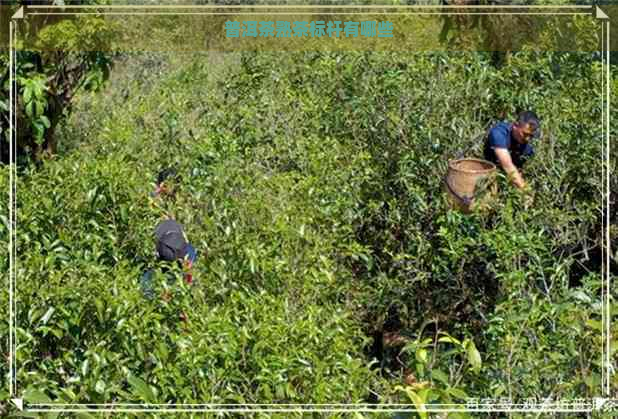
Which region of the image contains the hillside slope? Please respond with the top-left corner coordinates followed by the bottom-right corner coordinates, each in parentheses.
top-left (1, 50), bottom-right (616, 413)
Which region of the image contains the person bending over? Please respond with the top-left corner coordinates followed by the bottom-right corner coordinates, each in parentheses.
top-left (483, 111), bottom-right (540, 190)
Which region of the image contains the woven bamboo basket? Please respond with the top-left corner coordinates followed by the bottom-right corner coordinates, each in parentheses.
top-left (445, 158), bottom-right (497, 213)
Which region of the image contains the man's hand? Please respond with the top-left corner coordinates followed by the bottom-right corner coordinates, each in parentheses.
top-left (512, 180), bottom-right (534, 209)
top-left (494, 148), bottom-right (526, 189)
top-left (522, 188), bottom-right (534, 210)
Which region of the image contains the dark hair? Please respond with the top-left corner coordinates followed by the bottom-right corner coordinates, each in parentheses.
top-left (157, 167), bottom-right (178, 185)
top-left (516, 111), bottom-right (540, 139)
top-left (516, 111), bottom-right (540, 130)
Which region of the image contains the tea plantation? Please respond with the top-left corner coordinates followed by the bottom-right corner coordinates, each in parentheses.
top-left (1, 47), bottom-right (617, 417)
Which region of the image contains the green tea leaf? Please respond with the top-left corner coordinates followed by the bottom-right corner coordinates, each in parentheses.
top-left (81, 359), bottom-right (89, 377)
top-left (403, 388), bottom-right (427, 419)
top-left (465, 339), bottom-right (482, 373)
top-left (448, 387), bottom-right (468, 400)
top-left (95, 380), bottom-right (105, 394)
top-left (438, 335), bottom-right (461, 345)
top-left (431, 369), bottom-right (449, 385)
top-left (24, 86), bottom-right (32, 103)
top-left (23, 389), bottom-right (52, 404)
top-left (128, 374), bottom-right (155, 402)
top-left (40, 115), bottom-right (51, 129)
top-left (415, 348), bottom-right (428, 364)
top-left (40, 307), bottom-right (55, 325)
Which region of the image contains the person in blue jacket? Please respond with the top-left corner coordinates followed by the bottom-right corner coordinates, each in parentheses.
top-left (140, 219), bottom-right (198, 299)
top-left (151, 167), bottom-right (179, 198)
top-left (483, 111), bottom-right (540, 190)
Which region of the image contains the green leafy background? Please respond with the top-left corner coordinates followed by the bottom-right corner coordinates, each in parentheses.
top-left (0, 4), bottom-right (617, 419)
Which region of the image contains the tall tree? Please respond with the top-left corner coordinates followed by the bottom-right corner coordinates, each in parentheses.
top-left (0, 0), bottom-right (115, 163)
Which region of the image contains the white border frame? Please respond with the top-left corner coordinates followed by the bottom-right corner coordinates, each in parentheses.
top-left (7, 2), bottom-right (612, 415)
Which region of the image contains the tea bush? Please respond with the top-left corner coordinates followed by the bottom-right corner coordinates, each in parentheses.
top-left (0, 46), bottom-right (616, 418)
top-left (219, 50), bottom-right (615, 405)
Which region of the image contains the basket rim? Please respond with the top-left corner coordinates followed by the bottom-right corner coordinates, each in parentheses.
top-left (448, 158), bottom-right (496, 175)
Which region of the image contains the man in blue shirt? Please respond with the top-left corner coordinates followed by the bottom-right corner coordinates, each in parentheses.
top-left (483, 111), bottom-right (540, 189)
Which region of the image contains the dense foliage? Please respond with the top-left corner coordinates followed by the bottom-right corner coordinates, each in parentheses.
top-left (0, 3), bottom-right (617, 417)
top-left (206, 49), bottom-right (616, 405)
top-left (0, 0), bottom-right (114, 163)
top-left (0, 47), bottom-right (615, 418)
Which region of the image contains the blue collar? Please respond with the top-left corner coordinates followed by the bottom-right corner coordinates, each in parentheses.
top-left (185, 243), bottom-right (198, 264)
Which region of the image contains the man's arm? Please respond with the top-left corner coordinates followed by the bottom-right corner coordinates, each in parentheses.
top-left (494, 148), bottom-right (526, 189)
